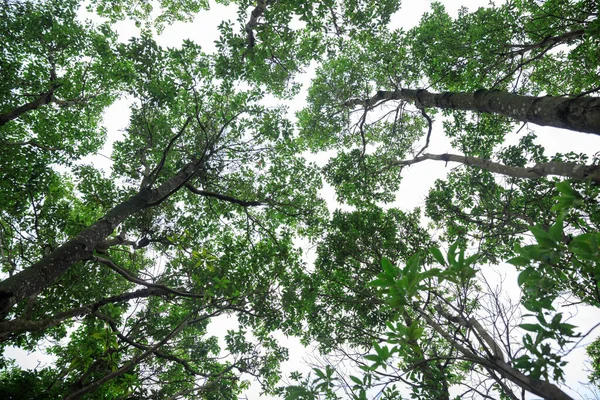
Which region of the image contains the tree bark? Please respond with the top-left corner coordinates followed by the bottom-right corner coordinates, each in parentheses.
top-left (345, 88), bottom-right (600, 135)
top-left (0, 91), bottom-right (54, 126)
top-left (393, 153), bottom-right (600, 184)
top-left (0, 158), bottom-right (204, 318)
top-left (246, 0), bottom-right (271, 48)
top-left (418, 309), bottom-right (574, 400)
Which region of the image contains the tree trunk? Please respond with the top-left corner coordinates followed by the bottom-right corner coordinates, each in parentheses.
top-left (0, 159), bottom-right (204, 318)
top-left (345, 88), bottom-right (600, 135)
top-left (393, 153), bottom-right (600, 184)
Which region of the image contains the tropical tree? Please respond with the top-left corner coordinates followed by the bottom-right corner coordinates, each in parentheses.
top-left (0, 1), bottom-right (329, 397)
top-left (1, 0), bottom-right (599, 398)
top-left (283, 0), bottom-right (600, 398)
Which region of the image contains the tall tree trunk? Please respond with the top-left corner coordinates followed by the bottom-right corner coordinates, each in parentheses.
top-left (0, 159), bottom-right (204, 318)
top-left (345, 88), bottom-right (600, 135)
top-left (392, 153), bottom-right (600, 184)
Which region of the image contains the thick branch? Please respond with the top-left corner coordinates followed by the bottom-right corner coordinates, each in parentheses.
top-left (345, 88), bottom-right (600, 135)
top-left (505, 29), bottom-right (585, 58)
top-left (185, 184), bottom-right (268, 207)
top-left (0, 91), bottom-right (54, 126)
top-left (417, 307), bottom-right (573, 400)
top-left (0, 288), bottom-right (159, 336)
top-left (392, 152), bottom-right (600, 184)
top-left (246, 0), bottom-right (270, 48)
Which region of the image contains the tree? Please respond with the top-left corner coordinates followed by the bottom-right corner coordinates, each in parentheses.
top-left (0, 2), bottom-right (328, 397)
top-left (285, 0), bottom-right (600, 398)
top-left (1, 0), bottom-right (599, 398)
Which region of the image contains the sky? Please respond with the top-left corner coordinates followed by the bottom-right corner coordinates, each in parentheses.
top-left (7, 0), bottom-right (600, 399)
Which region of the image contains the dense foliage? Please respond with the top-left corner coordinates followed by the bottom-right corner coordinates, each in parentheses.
top-left (0, 0), bottom-right (599, 399)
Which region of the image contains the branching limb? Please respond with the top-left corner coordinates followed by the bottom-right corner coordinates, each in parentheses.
top-left (93, 310), bottom-right (219, 377)
top-left (391, 152), bottom-right (600, 183)
top-left (93, 256), bottom-right (205, 299)
top-left (415, 108), bottom-right (433, 157)
top-left (64, 313), bottom-right (193, 400)
top-left (185, 184), bottom-right (268, 207)
top-left (143, 116), bottom-right (193, 188)
top-left (246, 0), bottom-right (274, 48)
top-left (0, 288), bottom-right (159, 336)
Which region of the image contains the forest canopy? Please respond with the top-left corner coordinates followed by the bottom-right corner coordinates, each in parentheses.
top-left (0, 0), bottom-right (599, 399)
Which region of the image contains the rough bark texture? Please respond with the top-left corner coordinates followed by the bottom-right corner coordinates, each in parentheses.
top-left (346, 88), bottom-right (600, 135)
top-left (246, 0), bottom-right (269, 48)
top-left (393, 153), bottom-right (600, 184)
top-left (0, 159), bottom-right (204, 318)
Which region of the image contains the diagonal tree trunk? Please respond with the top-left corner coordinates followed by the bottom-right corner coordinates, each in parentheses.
top-left (0, 158), bottom-right (204, 318)
top-left (392, 153), bottom-right (600, 184)
top-left (345, 88), bottom-right (600, 135)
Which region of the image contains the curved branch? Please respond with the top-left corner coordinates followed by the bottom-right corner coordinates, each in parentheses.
top-left (185, 184), bottom-right (268, 207)
top-left (94, 310), bottom-right (219, 378)
top-left (246, 0), bottom-right (273, 48)
top-left (93, 256), bottom-right (205, 299)
top-left (0, 91), bottom-right (54, 126)
top-left (392, 152), bottom-right (600, 184)
top-left (64, 314), bottom-right (192, 400)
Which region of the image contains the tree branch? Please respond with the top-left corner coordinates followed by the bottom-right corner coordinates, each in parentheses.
top-left (0, 288), bottom-right (159, 336)
top-left (344, 88), bottom-right (600, 135)
top-left (392, 152), bottom-right (600, 184)
top-left (246, 0), bottom-right (274, 48)
top-left (64, 314), bottom-right (192, 400)
top-left (0, 91), bottom-right (54, 126)
top-left (185, 184), bottom-right (268, 207)
top-left (93, 256), bottom-right (205, 299)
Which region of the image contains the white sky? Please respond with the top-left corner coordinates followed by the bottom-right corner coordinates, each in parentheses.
top-left (8, 1), bottom-right (600, 399)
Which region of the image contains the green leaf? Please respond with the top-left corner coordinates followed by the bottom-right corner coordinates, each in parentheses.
top-left (520, 323), bottom-right (541, 333)
top-left (350, 375), bottom-right (362, 386)
top-left (548, 214), bottom-right (565, 242)
top-left (529, 225), bottom-right (556, 247)
top-left (430, 247), bottom-right (446, 266)
top-left (518, 268), bottom-right (535, 286)
top-left (509, 256), bottom-right (531, 267)
top-left (381, 257), bottom-right (396, 276)
top-left (364, 354), bottom-right (381, 363)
